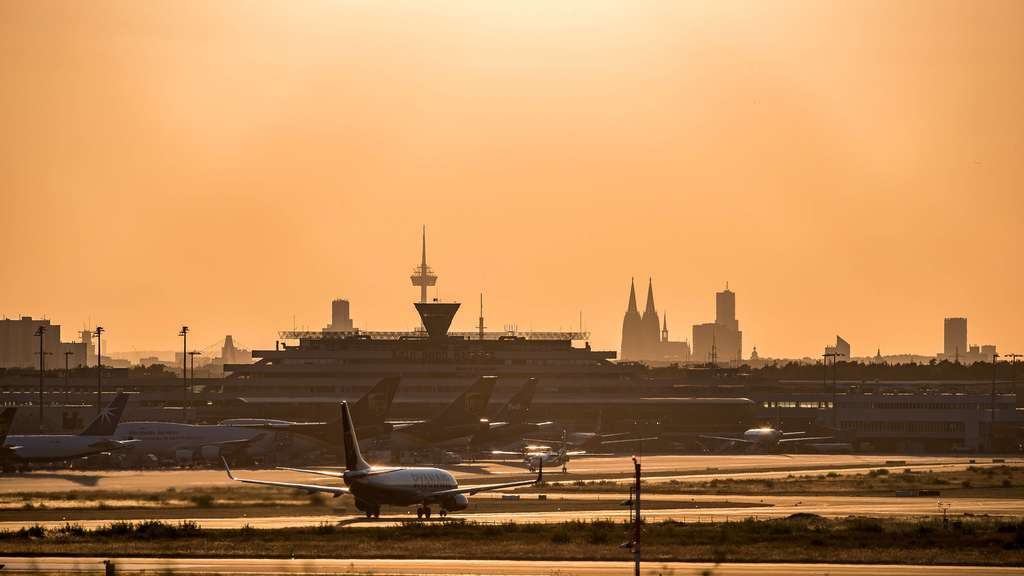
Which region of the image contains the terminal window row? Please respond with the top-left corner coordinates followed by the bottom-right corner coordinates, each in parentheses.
top-left (840, 420), bottom-right (966, 434)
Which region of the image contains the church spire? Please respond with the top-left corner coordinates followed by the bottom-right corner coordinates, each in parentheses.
top-left (661, 312), bottom-right (668, 342)
top-left (626, 278), bottom-right (639, 314)
top-left (643, 277), bottom-right (657, 316)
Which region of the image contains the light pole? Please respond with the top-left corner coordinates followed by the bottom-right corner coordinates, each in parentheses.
top-left (188, 350), bottom-right (200, 424)
top-left (179, 326), bottom-right (189, 424)
top-left (64, 350), bottom-right (74, 406)
top-left (823, 352), bottom-right (842, 429)
top-left (35, 326), bottom-right (50, 432)
top-left (990, 353), bottom-right (999, 452)
top-left (94, 326), bottom-right (104, 415)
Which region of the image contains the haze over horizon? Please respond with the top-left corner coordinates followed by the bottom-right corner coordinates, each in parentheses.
top-left (1, 1), bottom-right (1021, 358)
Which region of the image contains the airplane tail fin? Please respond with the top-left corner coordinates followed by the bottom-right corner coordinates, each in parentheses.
top-left (351, 377), bottom-right (399, 426)
top-left (493, 378), bottom-right (537, 424)
top-left (435, 376), bottom-right (496, 426)
top-left (0, 407), bottom-right (17, 444)
top-left (80, 392), bottom-right (129, 436)
top-left (340, 402), bottom-right (370, 472)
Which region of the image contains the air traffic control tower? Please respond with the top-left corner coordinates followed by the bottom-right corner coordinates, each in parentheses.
top-left (410, 226), bottom-right (437, 303)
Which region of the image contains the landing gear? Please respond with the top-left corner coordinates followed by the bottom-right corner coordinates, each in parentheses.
top-left (358, 500), bottom-right (378, 518)
top-left (439, 509), bottom-right (448, 518)
top-left (416, 506), bottom-right (433, 519)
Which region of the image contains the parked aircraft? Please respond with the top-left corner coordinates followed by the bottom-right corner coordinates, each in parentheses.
top-left (1, 392), bottom-right (136, 467)
top-left (468, 378), bottom-right (551, 451)
top-left (224, 401), bottom-right (542, 518)
top-left (221, 376), bottom-right (400, 442)
top-left (389, 376), bottom-right (496, 452)
top-left (115, 418), bottom-right (279, 466)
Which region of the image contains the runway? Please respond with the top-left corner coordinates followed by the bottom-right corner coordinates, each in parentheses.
top-left (0, 454), bottom-right (1019, 531)
top-left (0, 454), bottom-right (1008, 492)
top-left (1, 557), bottom-right (1022, 575)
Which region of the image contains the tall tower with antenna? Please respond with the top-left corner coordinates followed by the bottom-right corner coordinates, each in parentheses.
top-left (410, 226), bottom-right (437, 303)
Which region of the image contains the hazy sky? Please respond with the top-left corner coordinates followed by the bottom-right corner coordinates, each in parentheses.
top-left (1, 1), bottom-right (1021, 358)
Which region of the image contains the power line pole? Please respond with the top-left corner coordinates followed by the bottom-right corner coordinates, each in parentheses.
top-left (632, 456), bottom-right (641, 576)
top-left (94, 326), bottom-right (104, 415)
top-left (179, 326), bottom-right (189, 424)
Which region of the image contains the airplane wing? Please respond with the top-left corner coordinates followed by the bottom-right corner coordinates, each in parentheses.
top-left (778, 436), bottom-right (834, 444)
top-left (223, 458), bottom-right (349, 496)
top-left (698, 434), bottom-right (754, 444)
top-left (87, 438), bottom-right (140, 452)
top-left (600, 436), bottom-right (659, 446)
top-left (489, 450), bottom-right (524, 456)
top-left (207, 433), bottom-right (267, 449)
top-left (277, 466), bottom-right (345, 478)
top-left (429, 465), bottom-right (543, 497)
top-left (278, 466), bottom-right (403, 478)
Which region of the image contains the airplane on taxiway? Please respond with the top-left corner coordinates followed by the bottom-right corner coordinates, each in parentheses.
top-left (698, 427), bottom-right (834, 452)
top-left (223, 400), bottom-right (542, 519)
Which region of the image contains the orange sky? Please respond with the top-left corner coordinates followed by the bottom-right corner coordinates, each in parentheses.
top-left (1, 0), bottom-right (1021, 358)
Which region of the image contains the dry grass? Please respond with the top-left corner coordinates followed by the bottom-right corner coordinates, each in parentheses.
top-left (0, 516), bottom-right (1022, 566)
top-left (523, 464), bottom-right (1024, 497)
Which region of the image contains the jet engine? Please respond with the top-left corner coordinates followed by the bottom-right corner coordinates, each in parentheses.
top-left (200, 445), bottom-right (222, 461)
top-left (440, 493), bottom-right (469, 512)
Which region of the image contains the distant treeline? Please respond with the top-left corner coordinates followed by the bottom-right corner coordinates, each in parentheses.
top-left (651, 359), bottom-right (1021, 383)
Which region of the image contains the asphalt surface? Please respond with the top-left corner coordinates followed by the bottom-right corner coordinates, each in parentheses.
top-left (0, 454), bottom-right (1019, 531)
top-left (1, 557), bottom-right (1022, 575)
top-left (1, 454), bottom-right (1009, 492)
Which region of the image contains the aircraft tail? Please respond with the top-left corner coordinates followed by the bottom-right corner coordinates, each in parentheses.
top-left (351, 377), bottom-right (400, 427)
top-left (80, 392), bottom-right (129, 436)
top-left (434, 376), bottom-right (496, 426)
top-left (493, 378), bottom-right (537, 424)
top-left (340, 402), bottom-right (370, 472)
top-left (0, 407), bottom-right (17, 444)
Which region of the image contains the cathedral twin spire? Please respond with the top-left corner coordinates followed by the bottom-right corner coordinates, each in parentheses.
top-left (621, 278), bottom-right (663, 361)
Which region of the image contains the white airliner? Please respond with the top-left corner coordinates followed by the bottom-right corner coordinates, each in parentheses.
top-left (224, 401), bottom-right (542, 519)
top-left (115, 420), bottom-right (277, 465)
top-left (699, 427), bottom-right (833, 451)
top-left (2, 392), bottom-right (137, 466)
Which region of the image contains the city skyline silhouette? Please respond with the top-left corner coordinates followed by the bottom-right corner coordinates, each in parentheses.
top-left (1, 1), bottom-right (1021, 357)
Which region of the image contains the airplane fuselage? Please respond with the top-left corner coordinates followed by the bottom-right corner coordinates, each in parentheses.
top-left (3, 435), bottom-right (124, 461)
top-left (742, 427), bottom-right (784, 447)
top-left (115, 422), bottom-right (273, 461)
top-left (347, 467), bottom-right (468, 511)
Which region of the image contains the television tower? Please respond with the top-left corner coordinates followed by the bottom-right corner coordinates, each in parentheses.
top-left (410, 226), bottom-right (437, 303)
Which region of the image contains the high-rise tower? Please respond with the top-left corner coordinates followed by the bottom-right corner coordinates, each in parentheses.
top-left (620, 279), bottom-right (643, 361)
top-left (716, 284), bottom-right (738, 332)
top-left (944, 317), bottom-right (967, 361)
top-left (410, 226), bottom-right (437, 303)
